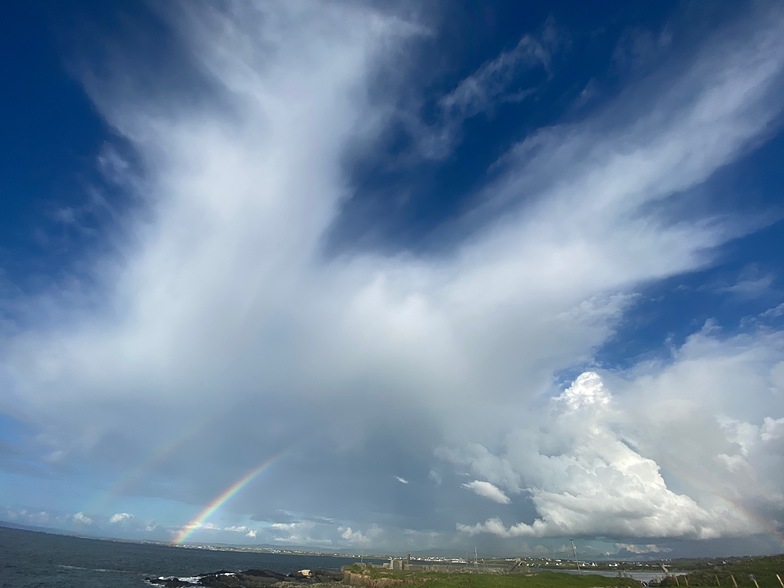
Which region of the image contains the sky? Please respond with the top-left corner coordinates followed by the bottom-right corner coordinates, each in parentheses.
top-left (1, 0), bottom-right (783, 560)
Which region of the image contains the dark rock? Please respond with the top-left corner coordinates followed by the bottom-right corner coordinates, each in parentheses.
top-left (146, 568), bottom-right (343, 588)
top-left (310, 570), bottom-right (343, 583)
top-left (245, 569), bottom-right (289, 580)
top-left (284, 569), bottom-right (344, 583)
top-left (144, 577), bottom-right (199, 587)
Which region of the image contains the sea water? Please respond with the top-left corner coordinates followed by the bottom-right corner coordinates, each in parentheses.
top-left (0, 525), bottom-right (370, 587)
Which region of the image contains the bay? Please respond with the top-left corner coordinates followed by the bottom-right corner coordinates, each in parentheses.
top-left (0, 525), bottom-right (373, 588)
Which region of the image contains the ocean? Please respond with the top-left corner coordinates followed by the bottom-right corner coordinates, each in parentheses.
top-left (0, 525), bottom-right (372, 587)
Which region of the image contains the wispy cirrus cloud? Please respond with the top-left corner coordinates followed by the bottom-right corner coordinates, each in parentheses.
top-left (439, 32), bottom-right (552, 119)
top-left (411, 22), bottom-right (558, 160)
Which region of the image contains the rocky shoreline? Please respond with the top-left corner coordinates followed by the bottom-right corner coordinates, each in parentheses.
top-left (145, 568), bottom-right (344, 588)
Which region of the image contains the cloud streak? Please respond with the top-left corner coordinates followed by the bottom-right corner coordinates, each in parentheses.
top-left (462, 481), bottom-right (511, 505)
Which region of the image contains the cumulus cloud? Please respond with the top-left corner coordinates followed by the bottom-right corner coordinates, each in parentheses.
top-left (4, 509), bottom-right (51, 525)
top-left (109, 512), bottom-right (133, 524)
top-left (0, 1), bottom-right (783, 551)
top-left (453, 331), bottom-right (784, 541)
top-left (218, 524), bottom-right (260, 540)
top-left (224, 525), bottom-right (251, 533)
top-left (72, 512), bottom-right (93, 525)
top-left (455, 373), bottom-right (743, 539)
top-left (616, 543), bottom-right (673, 555)
top-left (340, 525), bottom-right (382, 545)
top-left (269, 520), bottom-right (334, 546)
top-left (461, 481), bottom-right (511, 505)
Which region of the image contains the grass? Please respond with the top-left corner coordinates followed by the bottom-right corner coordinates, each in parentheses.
top-left (663, 554), bottom-right (784, 588)
top-left (344, 565), bottom-right (640, 588)
top-left (410, 571), bottom-right (639, 588)
top-left (345, 554), bottom-right (784, 588)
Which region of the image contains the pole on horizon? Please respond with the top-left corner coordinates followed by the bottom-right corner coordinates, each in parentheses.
top-left (569, 539), bottom-right (581, 574)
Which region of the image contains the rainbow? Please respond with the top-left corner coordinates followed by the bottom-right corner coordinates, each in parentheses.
top-left (721, 496), bottom-right (784, 550)
top-left (85, 414), bottom-right (217, 514)
top-left (172, 450), bottom-right (288, 544)
top-left (662, 467), bottom-right (784, 549)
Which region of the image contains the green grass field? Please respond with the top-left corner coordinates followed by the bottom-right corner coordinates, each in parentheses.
top-left (408, 571), bottom-right (639, 588)
top-left (665, 554), bottom-right (784, 588)
top-left (345, 565), bottom-right (639, 588)
top-left (344, 554), bottom-right (784, 588)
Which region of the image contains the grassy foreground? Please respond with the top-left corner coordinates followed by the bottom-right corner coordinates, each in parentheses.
top-left (660, 554), bottom-right (784, 588)
top-left (412, 572), bottom-right (638, 588)
top-left (344, 554), bottom-right (784, 588)
top-left (344, 565), bottom-right (639, 588)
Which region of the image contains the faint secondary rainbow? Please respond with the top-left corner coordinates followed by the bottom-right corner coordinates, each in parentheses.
top-left (721, 495), bottom-right (784, 550)
top-left (89, 432), bottom-right (189, 511)
top-left (84, 412), bottom-right (222, 515)
top-left (664, 467), bottom-right (784, 550)
top-left (172, 449), bottom-right (289, 545)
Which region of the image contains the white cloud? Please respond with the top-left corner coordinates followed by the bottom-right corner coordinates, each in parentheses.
top-left (269, 520), bottom-right (334, 546)
top-left (719, 276), bottom-right (775, 298)
top-left (715, 265), bottom-right (777, 299)
top-left (409, 24), bottom-right (556, 160)
top-left (440, 35), bottom-right (550, 120)
top-left (455, 390), bottom-right (745, 538)
top-left (760, 302), bottom-right (784, 320)
top-left (556, 371), bottom-right (610, 411)
top-left (461, 480), bottom-right (511, 505)
top-left (615, 543), bottom-right (672, 555)
top-left (394, 476), bottom-right (409, 485)
top-left (109, 512), bottom-right (133, 524)
top-left (340, 525), bottom-right (382, 545)
top-left (4, 509), bottom-right (51, 525)
top-left (454, 329), bottom-right (784, 541)
top-left (224, 525), bottom-right (250, 533)
top-left (217, 525), bottom-right (260, 539)
top-left (72, 512), bottom-right (93, 525)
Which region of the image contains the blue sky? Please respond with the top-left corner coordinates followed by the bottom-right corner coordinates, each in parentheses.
top-left (1, 1), bottom-right (783, 559)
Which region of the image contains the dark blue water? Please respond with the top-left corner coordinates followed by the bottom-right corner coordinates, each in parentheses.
top-left (0, 525), bottom-right (374, 587)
